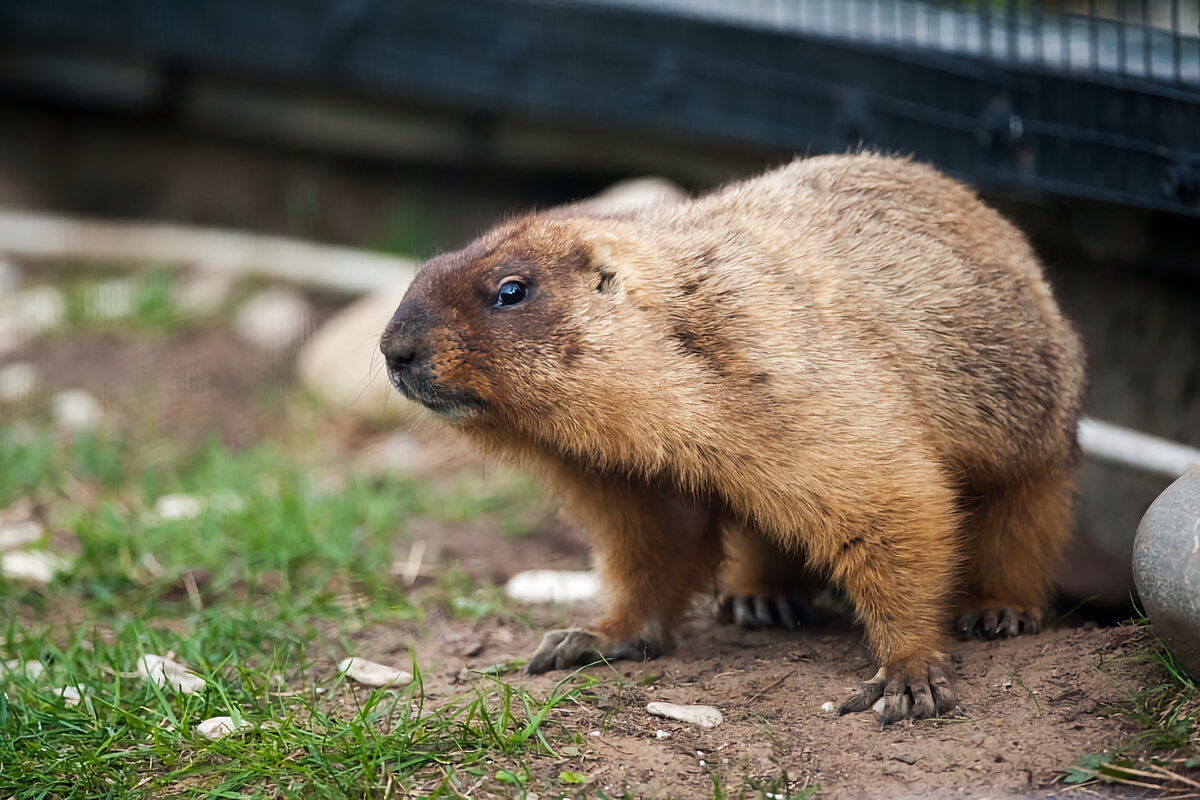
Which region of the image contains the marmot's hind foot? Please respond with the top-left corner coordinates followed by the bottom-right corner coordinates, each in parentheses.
top-left (524, 628), bottom-right (661, 674)
top-left (955, 602), bottom-right (1043, 640)
top-left (718, 594), bottom-right (824, 630)
top-left (838, 655), bottom-right (957, 725)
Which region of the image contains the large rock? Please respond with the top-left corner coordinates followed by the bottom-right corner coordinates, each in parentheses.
top-left (1132, 464), bottom-right (1200, 679)
top-left (297, 282), bottom-right (421, 423)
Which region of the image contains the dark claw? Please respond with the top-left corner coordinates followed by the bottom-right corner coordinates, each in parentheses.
top-left (733, 596), bottom-right (757, 629)
top-left (722, 594), bottom-right (821, 630)
top-left (774, 594), bottom-right (797, 629)
top-left (753, 596), bottom-right (773, 627)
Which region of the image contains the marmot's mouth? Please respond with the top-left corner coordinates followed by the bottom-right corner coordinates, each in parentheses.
top-left (387, 367), bottom-right (486, 419)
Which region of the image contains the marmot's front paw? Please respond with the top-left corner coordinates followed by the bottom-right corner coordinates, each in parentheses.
top-left (524, 628), bottom-right (661, 674)
top-left (718, 594), bottom-right (823, 630)
top-left (838, 655), bottom-right (957, 725)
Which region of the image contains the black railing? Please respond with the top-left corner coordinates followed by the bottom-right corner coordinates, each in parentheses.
top-left (1, 0), bottom-right (1198, 216)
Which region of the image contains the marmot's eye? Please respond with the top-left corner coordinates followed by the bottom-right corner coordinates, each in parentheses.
top-left (495, 279), bottom-right (528, 307)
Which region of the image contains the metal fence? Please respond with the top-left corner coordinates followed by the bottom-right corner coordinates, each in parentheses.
top-left (1, 0), bottom-right (1198, 216)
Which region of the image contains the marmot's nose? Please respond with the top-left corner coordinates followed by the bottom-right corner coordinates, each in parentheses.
top-left (380, 331), bottom-right (419, 373)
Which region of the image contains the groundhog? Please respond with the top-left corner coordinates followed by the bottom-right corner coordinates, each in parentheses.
top-left (379, 153), bottom-right (1086, 723)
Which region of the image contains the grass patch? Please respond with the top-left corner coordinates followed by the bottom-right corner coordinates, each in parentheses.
top-left (0, 416), bottom-right (583, 797)
top-left (1067, 623), bottom-right (1199, 792)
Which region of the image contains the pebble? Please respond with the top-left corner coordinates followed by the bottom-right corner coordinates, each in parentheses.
top-left (1133, 464), bottom-right (1200, 679)
top-left (90, 279), bottom-right (134, 320)
top-left (52, 390), bottom-right (104, 431)
top-left (56, 685), bottom-right (86, 706)
top-left (0, 256), bottom-right (20, 294)
top-left (3, 659), bottom-right (45, 681)
top-left (196, 715), bottom-right (252, 740)
top-left (505, 570), bottom-right (600, 604)
top-left (0, 550), bottom-right (67, 585)
top-left (0, 518), bottom-right (43, 553)
top-left (820, 701), bottom-right (836, 713)
top-left (233, 287), bottom-right (313, 351)
top-left (0, 285), bottom-right (64, 354)
top-left (176, 269), bottom-right (236, 317)
top-left (646, 702), bottom-right (723, 728)
top-left (150, 492), bottom-right (244, 522)
top-left (0, 361), bottom-right (38, 402)
top-left (137, 654), bottom-right (207, 695)
top-left (337, 657), bottom-right (413, 688)
top-left (655, 729), bottom-right (671, 739)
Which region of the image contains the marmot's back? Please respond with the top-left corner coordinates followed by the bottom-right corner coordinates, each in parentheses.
top-left (640, 153), bottom-right (1085, 479)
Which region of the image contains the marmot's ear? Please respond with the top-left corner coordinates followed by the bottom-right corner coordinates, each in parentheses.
top-left (583, 230), bottom-right (628, 296)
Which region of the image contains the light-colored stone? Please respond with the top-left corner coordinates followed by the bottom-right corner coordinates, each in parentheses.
top-left (52, 389), bottom-right (104, 431)
top-left (0, 518), bottom-right (43, 553)
top-left (0, 361), bottom-right (38, 402)
top-left (196, 715), bottom-right (251, 740)
top-left (57, 684), bottom-right (86, 706)
top-left (149, 492), bottom-right (244, 522)
top-left (0, 551), bottom-right (67, 585)
top-left (0, 285), bottom-right (64, 354)
top-left (177, 269), bottom-right (237, 317)
top-left (137, 654), bottom-right (207, 694)
top-left (505, 570), bottom-right (600, 604)
top-left (297, 282), bottom-right (420, 422)
top-left (820, 701), bottom-right (836, 713)
top-left (646, 702), bottom-right (723, 728)
top-left (0, 256), bottom-right (19, 295)
top-left (90, 279), bottom-right (135, 320)
top-left (337, 657), bottom-right (413, 688)
top-left (233, 287), bottom-right (313, 351)
top-left (1133, 464), bottom-right (1200, 679)
top-left (575, 176), bottom-right (687, 215)
top-left (3, 658), bottom-right (45, 681)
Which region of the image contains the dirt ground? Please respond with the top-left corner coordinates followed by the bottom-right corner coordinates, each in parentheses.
top-left (3, 314), bottom-right (1168, 799)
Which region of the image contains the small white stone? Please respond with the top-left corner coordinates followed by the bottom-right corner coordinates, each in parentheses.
top-left (196, 715), bottom-right (252, 740)
top-left (148, 492), bottom-right (244, 522)
top-left (0, 361), bottom-right (38, 402)
top-left (3, 658), bottom-right (45, 681)
top-left (589, 730), bottom-right (601, 737)
top-left (91, 279), bottom-right (135, 320)
top-left (176, 269), bottom-right (236, 317)
top-left (137, 654), bottom-right (207, 694)
top-left (0, 256), bottom-right (20, 295)
top-left (1, 551), bottom-right (67, 585)
top-left (233, 287), bottom-right (313, 351)
top-left (153, 494), bottom-right (204, 521)
top-left (337, 657), bottom-right (413, 688)
top-left (655, 729), bottom-right (671, 739)
top-left (820, 701), bottom-right (836, 713)
top-left (57, 685), bottom-right (86, 706)
top-left (646, 702), bottom-right (723, 728)
top-left (505, 570), bottom-right (600, 604)
top-left (0, 285), bottom-right (64, 354)
top-left (52, 390), bottom-right (103, 431)
top-left (0, 518), bottom-right (43, 553)
top-left (1002, 679), bottom-right (1013, 690)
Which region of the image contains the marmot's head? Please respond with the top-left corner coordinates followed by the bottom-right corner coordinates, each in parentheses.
top-left (380, 215), bottom-right (644, 437)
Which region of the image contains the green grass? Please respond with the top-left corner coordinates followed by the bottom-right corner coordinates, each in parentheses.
top-left (0, 423), bottom-right (589, 798)
top-left (1066, 622), bottom-right (1199, 792)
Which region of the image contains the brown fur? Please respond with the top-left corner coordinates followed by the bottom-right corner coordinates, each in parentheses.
top-left (380, 153), bottom-right (1086, 722)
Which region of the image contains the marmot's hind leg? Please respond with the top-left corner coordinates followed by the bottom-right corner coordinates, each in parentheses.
top-left (717, 524), bottom-right (824, 629)
top-left (955, 463), bottom-right (1074, 639)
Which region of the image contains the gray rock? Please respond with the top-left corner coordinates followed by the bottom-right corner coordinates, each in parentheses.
top-left (1133, 464), bottom-right (1200, 679)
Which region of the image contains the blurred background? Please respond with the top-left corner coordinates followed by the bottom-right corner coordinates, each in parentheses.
top-left (1, 0), bottom-right (1198, 613)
